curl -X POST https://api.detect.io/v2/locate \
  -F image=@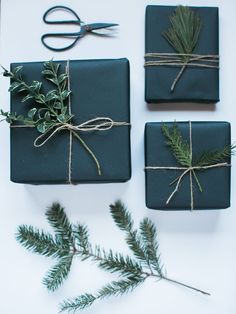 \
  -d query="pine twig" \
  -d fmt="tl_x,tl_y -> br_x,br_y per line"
163,6 -> 202,91
16,201 -> 210,312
